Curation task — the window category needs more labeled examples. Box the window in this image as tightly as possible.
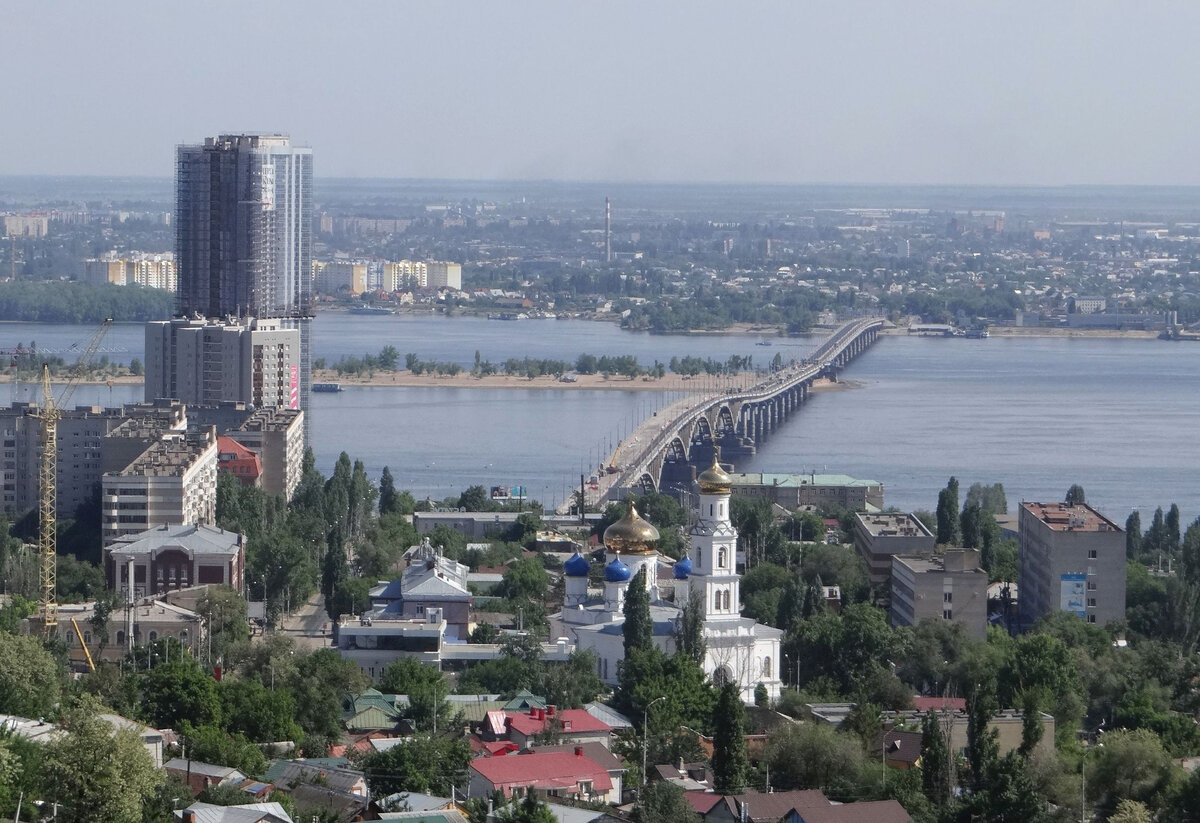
[1088,598,1096,607]
[1088,549,1097,559]
[148,631,157,642]
[943,609,953,620]
[762,657,772,677]
[718,548,726,569]
[116,631,125,646]
[156,567,163,581]
[710,504,714,516]
[943,592,953,603]
[1087,581,1097,591]
[1087,614,1097,624]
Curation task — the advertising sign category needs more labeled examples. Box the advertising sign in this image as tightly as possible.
[1060,573,1086,618]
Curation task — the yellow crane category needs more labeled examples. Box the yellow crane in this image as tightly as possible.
[70,618,96,672]
[38,319,113,638]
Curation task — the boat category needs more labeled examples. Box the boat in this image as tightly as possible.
[755,340,773,346]
[350,306,392,316]
[313,382,343,393]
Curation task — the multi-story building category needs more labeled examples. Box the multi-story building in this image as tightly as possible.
[105,523,245,601]
[84,257,128,285]
[890,550,988,639]
[144,317,300,411]
[729,472,884,511]
[175,134,313,434]
[229,407,304,500]
[1018,501,1125,626]
[427,261,462,291]
[101,426,218,544]
[853,512,936,588]
[382,260,426,291]
[217,436,261,488]
[84,254,177,290]
[313,261,367,296]
[31,598,204,667]
[3,214,48,237]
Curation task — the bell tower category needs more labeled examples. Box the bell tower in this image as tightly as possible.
[687,452,740,622]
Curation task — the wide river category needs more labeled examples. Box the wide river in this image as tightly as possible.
[0,315,1195,523]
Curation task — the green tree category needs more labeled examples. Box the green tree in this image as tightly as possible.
[966,682,999,793]
[498,792,558,823]
[183,724,269,776]
[1088,729,1174,812]
[969,751,1045,823]
[381,659,451,731]
[0,633,62,718]
[675,589,706,665]
[196,586,250,664]
[219,677,303,744]
[142,658,221,730]
[965,482,1007,515]
[920,710,951,806]
[44,695,162,823]
[457,485,492,512]
[379,466,399,515]
[960,501,984,549]
[633,780,702,823]
[711,683,748,794]
[359,734,472,796]
[936,477,960,545]
[1166,503,1182,555]
[497,557,549,601]
[1018,691,1044,758]
[623,567,653,658]
[287,649,369,749]
[1065,484,1086,506]
[765,721,865,795]
[1126,511,1143,559]
[1109,799,1152,823]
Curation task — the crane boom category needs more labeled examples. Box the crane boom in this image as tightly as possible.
[39,319,113,637]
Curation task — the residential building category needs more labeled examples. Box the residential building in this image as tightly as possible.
[313,261,367,295]
[335,612,447,682]
[175,134,313,435]
[427,261,462,290]
[84,257,127,285]
[853,513,936,588]
[101,426,218,544]
[262,758,369,821]
[144,317,300,411]
[27,597,204,665]
[698,790,912,823]
[164,759,248,797]
[382,260,427,291]
[367,538,472,640]
[104,523,246,600]
[729,472,884,511]
[84,253,177,290]
[414,511,523,540]
[174,802,293,823]
[1018,501,1125,626]
[217,436,261,487]
[477,707,614,751]
[229,407,304,500]
[890,550,988,639]
[3,213,48,237]
[468,749,617,803]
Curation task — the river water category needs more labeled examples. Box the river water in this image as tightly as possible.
[1,316,1195,522]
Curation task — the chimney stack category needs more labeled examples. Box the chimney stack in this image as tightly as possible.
[605,197,612,264]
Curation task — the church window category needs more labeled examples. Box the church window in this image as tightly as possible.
[710,504,714,516]
[762,657,772,677]
[696,549,702,568]
[718,548,726,569]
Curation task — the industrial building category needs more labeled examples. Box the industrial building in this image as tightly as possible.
[1018,501,1125,626]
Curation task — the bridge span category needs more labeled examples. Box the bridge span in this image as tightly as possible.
[593,317,886,505]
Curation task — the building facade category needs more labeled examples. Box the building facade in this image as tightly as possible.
[105,523,245,600]
[175,134,313,432]
[853,512,936,588]
[427,261,462,291]
[229,407,304,500]
[890,550,988,639]
[729,472,884,511]
[1018,501,1125,626]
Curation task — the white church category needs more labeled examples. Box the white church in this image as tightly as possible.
[550,456,782,703]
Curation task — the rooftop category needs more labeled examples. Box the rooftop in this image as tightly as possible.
[856,512,933,539]
[115,428,216,477]
[107,523,243,558]
[504,708,612,737]
[730,472,882,488]
[469,750,613,794]
[239,407,303,433]
[1021,502,1122,533]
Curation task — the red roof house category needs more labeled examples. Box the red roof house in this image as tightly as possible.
[468,749,616,803]
[217,436,262,488]
[503,708,613,750]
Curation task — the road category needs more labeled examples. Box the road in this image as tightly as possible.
[274,591,333,650]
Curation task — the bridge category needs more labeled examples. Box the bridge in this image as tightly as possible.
[596,317,886,504]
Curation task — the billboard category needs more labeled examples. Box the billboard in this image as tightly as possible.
[289,365,299,409]
[1060,573,1086,618]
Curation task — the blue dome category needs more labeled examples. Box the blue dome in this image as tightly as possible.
[673,556,693,579]
[564,553,590,577]
[605,557,632,583]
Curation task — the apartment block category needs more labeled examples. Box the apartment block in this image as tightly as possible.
[891,550,988,639]
[382,260,426,291]
[729,472,884,511]
[427,261,462,290]
[228,407,304,501]
[145,317,300,410]
[1019,501,1125,626]
[314,260,367,296]
[101,426,218,544]
[853,512,936,588]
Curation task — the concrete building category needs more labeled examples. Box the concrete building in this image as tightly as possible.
[853,512,936,588]
[84,257,128,285]
[3,213,48,237]
[427,261,462,291]
[101,426,218,544]
[105,523,246,600]
[729,472,884,511]
[414,511,523,540]
[1019,501,1125,626]
[229,407,304,500]
[175,133,313,434]
[367,538,472,640]
[27,597,204,668]
[382,260,427,291]
[335,612,447,682]
[217,436,262,488]
[890,550,988,639]
[84,254,177,290]
[314,261,367,296]
[145,317,300,411]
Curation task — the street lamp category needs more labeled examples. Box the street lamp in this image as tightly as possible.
[642,696,667,788]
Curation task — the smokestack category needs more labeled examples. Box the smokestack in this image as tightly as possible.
[605,197,612,263]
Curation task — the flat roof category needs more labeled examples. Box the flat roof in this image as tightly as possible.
[856,512,933,538]
[1020,502,1122,533]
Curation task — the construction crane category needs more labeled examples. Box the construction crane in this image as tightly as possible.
[70,618,96,672]
[38,318,113,638]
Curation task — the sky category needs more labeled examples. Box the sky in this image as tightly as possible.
[3,1,1200,186]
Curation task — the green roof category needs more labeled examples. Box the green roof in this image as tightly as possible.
[502,690,547,711]
[730,472,881,488]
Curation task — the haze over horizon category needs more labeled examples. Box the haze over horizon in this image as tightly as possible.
[3,1,1198,187]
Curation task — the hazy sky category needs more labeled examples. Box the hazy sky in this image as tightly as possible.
[3,1,1199,185]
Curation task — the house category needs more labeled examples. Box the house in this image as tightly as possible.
[377,812,470,823]
[341,689,405,733]
[874,730,923,770]
[164,758,247,796]
[174,802,293,823]
[468,748,617,804]
[262,759,370,821]
[500,708,613,750]
[700,790,911,823]
[517,743,625,801]
[368,538,472,640]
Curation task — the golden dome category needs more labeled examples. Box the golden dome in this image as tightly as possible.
[603,502,660,554]
[697,453,733,494]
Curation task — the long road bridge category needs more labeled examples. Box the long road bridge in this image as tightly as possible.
[596,317,886,504]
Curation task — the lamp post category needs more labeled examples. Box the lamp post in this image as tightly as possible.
[642,696,667,788]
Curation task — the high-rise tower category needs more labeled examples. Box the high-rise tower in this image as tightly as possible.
[174,134,313,435]
[604,197,612,263]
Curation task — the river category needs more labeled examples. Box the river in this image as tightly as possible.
[0,316,1195,522]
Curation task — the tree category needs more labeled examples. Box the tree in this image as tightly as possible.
[675,590,706,665]
[1088,729,1174,811]
[966,682,999,793]
[711,683,748,794]
[921,710,951,806]
[960,501,984,549]
[1109,799,1152,823]
[754,682,769,707]
[1018,691,1043,758]
[196,586,250,664]
[634,780,702,823]
[183,724,269,776]
[936,477,960,545]
[1126,511,1143,559]
[623,567,653,659]
[1065,484,1086,506]
[380,658,452,731]
[965,482,1007,515]
[457,485,491,512]
[219,677,303,744]
[128,356,143,376]
[497,557,549,601]
[498,792,558,823]
[1166,504,1182,555]
[287,649,370,749]
[765,722,864,795]
[44,695,163,823]
[379,466,399,515]
[142,658,221,730]
[359,734,472,796]
[0,633,62,718]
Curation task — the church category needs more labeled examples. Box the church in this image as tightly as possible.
[550,456,783,703]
